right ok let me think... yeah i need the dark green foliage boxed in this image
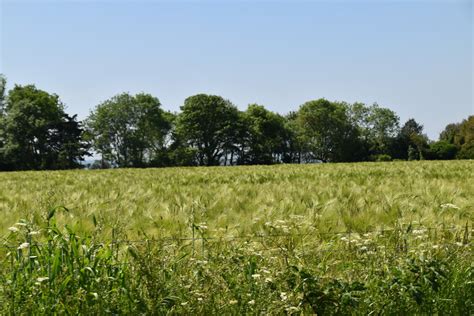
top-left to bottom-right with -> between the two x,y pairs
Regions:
176,94 -> 241,166
241,104 -> 287,164
0,84 -> 89,170
86,92 -> 172,168
1,73 -> 472,171
295,98 -> 363,162
426,141 -> 458,160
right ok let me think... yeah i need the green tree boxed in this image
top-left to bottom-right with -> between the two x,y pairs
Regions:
440,123 -> 461,145
394,119 -> 429,160
2,85 -> 71,169
280,112 -> 304,163
241,104 -> 286,164
295,99 -> 362,162
0,74 -> 7,169
425,141 -> 457,160
176,94 -> 240,166
86,92 -> 172,167
348,102 -> 399,158
46,114 -> 91,169
456,116 -> 474,159
0,74 -> 6,114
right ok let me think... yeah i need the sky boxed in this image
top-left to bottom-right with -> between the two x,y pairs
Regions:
0,0 -> 472,139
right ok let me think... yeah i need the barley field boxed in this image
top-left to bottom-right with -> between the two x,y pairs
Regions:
1,161 -> 473,314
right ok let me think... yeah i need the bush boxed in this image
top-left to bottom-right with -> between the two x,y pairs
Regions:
426,141 -> 458,160
371,154 -> 392,162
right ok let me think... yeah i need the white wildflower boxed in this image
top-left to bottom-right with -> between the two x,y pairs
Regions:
251,274 -> 261,279
440,203 -> 460,209
280,292 -> 288,301
18,242 -> 30,250
265,277 -> 273,283
181,302 -> 188,306
197,297 -> 203,301
29,231 -> 40,236
229,300 -> 238,305
36,277 -> 49,282
248,300 -> 255,305
8,227 -> 19,232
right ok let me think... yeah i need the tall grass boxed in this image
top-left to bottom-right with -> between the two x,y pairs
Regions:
0,161 -> 473,313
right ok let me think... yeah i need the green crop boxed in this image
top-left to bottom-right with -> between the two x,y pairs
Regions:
0,161 -> 472,314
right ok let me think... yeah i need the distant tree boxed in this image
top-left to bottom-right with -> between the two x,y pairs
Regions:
295,99 -> 362,162
1,85 -> 85,170
241,104 -> 287,164
347,102 -> 399,159
46,114 -> 91,169
176,94 -> 240,166
0,75 -> 7,170
456,116 -> 474,159
440,123 -> 461,145
0,74 -> 6,114
86,93 -> 172,168
393,118 -> 429,160
425,141 -> 457,160
280,112 -> 304,163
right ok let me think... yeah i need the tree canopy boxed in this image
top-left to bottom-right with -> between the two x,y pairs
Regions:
0,74 -> 472,171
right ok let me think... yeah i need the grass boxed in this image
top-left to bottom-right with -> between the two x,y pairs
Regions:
0,160 -> 473,314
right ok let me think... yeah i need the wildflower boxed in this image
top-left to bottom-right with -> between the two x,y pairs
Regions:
440,203 -> 460,209
29,231 -> 40,236
413,229 -> 426,235
181,302 -> 188,306
18,242 -> 30,250
280,292 -> 288,301
432,245 -> 439,249
37,277 -> 49,282
229,300 -> 238,305
197,297 -> 203,301
265,277 -> 273,283
248,300 -> 255,305
262,269 -> 271,274
8,227 -> 19,232
251,274 -> 261,279
15,222 -> 27,227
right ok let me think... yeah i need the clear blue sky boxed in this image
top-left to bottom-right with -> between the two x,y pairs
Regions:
1,0 -> 472,139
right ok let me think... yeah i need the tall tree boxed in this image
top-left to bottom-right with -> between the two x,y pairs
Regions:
2,85 -> 65,169
394,118 -> 429,160
0,75 -> 7,169
176,94 -> 240,166
86,92 -> 172,167
241,104 -> 286,164
295,99 -> 362,162
455,116 -> 474,159
46,114 -> 91,169
0,74 -> 6,114
348,102 -> 399,158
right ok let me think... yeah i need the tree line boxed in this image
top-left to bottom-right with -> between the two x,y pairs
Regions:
0,75 -> 472,171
